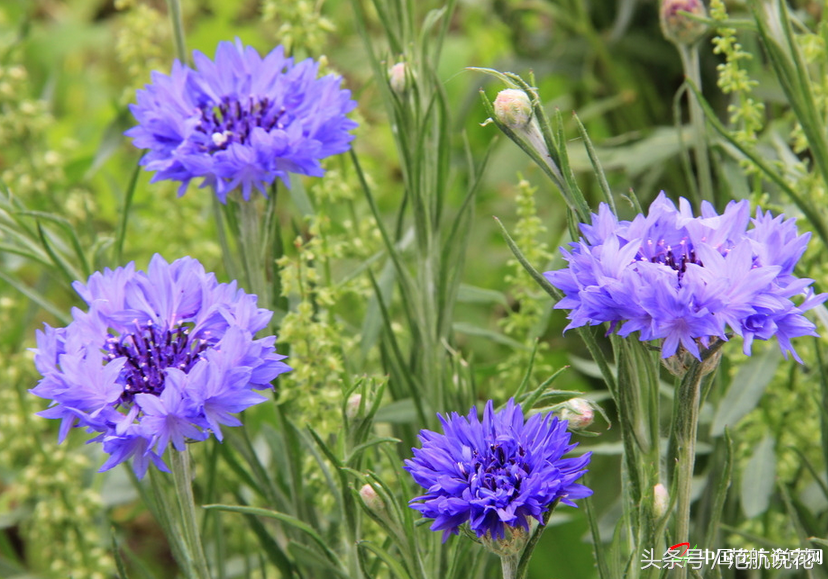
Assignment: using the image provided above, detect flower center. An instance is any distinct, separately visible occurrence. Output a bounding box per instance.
[104,321,209,403]
[469,443,529,494]
[195,96,286,153]
[636,237,702,281]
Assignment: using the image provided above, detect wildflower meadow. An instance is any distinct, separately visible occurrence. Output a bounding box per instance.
[1,0,828,578]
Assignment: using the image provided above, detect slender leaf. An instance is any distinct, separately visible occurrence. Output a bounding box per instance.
[740,435,776,518]
[710,348,781,436]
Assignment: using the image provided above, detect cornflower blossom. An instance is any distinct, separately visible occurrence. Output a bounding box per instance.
[545,192,826,361]
[404,399,592,542]
[31,255,291,477]
[126,40,357,202]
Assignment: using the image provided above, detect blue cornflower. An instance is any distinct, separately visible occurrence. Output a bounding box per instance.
[31,255,291,477]
[126,40,357,202]
[404,399,592,542]
[545,192,826,361]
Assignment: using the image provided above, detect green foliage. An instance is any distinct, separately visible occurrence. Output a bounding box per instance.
[1,0,828,578]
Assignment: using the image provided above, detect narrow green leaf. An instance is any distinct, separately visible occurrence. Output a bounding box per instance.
[704,430,734,546]
[452,321,530,351]
[0,270,70,324]
[572,112,615,214]
[346,437,400,466]
[360,258,396,362]
[518,367,569,410]
[740,434,776,518]
[815,337,828,493]
[351,149,418,333]
[513,340,540,399]
[374,398,420,424]
[21,211,89,278]
[456,284,507,306]
[287,176,314,217]
[35,222,83,284]
[232,496,296,579]
[366,268,426,423]
[710,347,781,436]
[288,542,349,578]
[583,478,611,579]
[115,159,141,264]
[204,505,341,568]
[494,217,618,394]
[357,541,414,579]
[111,532,131,579]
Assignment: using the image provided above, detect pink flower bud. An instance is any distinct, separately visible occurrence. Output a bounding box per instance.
[346,394,363,420]
[359,483,385,512]
[493,89,532,130]
[660,0,708,45]
[654,483,670,518]
[560,398,595,430]
[388,62,411,95]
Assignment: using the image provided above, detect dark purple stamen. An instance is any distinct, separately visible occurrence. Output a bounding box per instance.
[194,96,286,152]
[104,322,209,404]
[635,237,704,283]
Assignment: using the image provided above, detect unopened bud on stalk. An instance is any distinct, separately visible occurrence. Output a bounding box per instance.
[388,62,411,95]
[660,0,709,46]
[493,89,533,129]
[560,398,595,430]
[487,88,563,184]
[359,483,385,512]
[346,393,363,420]
[654,483,670,518]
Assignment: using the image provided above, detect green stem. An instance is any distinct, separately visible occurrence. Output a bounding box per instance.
[171,447,212,579]
[166,0,188,63]
[679,44,714,205]
[236,196,270,308]
[672,359,709,579]
[500,554,520,579]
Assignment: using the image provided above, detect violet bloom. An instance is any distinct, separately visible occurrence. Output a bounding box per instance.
[404,399,591,542]
[31,255,291,477]
[126,40,357,202]
[545,193,826,361]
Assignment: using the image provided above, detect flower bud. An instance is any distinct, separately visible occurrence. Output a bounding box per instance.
[359,483,385,512]
[560,398,595,430]
[493,89,532,130]
[487,88,563,184]
[654,483,670,518]
[388,62,411,95]
[346,393,363,420]
[660,0,709,46]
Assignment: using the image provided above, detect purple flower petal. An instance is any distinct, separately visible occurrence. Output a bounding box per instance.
[404,399,592,542]
[126,40,357,201]
[545,193,825,360]
[31,255,291,477]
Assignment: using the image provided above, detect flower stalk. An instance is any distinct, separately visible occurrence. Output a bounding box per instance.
[670,345,721,579]
[165,0,188,63]
[500,553,520,579]
[236,195,271,308]
[170,447,211,579]
[678,43,714,204]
